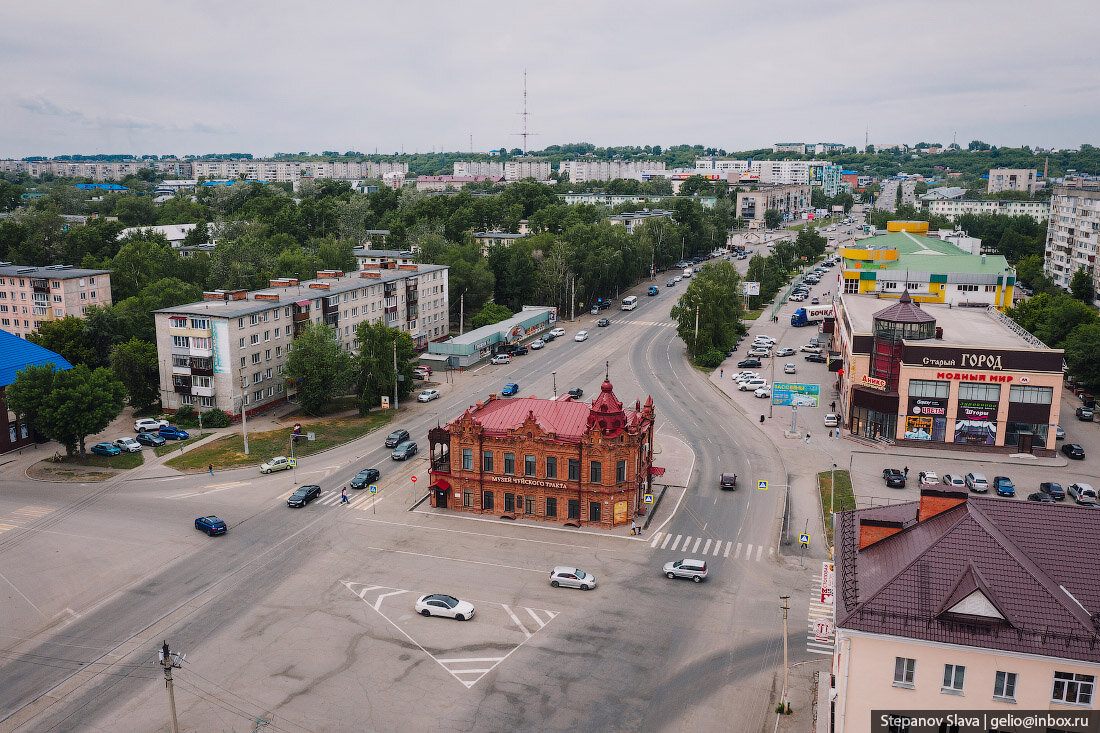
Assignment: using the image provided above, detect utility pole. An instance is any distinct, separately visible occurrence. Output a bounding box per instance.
[160,640,182,733]
[570,276,575,321]
[693,305,699,356]
[239,369,249,456]
[552,371,557,397]
[392,338,399,411]
[779,596,791,715]
[831,462,837,515]
[459,292,464,335]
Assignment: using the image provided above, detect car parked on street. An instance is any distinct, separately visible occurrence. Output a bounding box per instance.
[882,468,905,488]
[287,484,321,507]
[195,515,227,536]
[574,330,589,342]
[824,413,839,427]
[1056,425,1066,439]
[992,476,1015,497]
[965,472,989,493]
[784,363,796,374]
[136,432,166,447]
[800,345,823,354]
[739,378,768,392]
[417,389,440,402]
[748,347,771,358]
[385,429,410,448]
[530,339,545,350]
[391,440,418,460]
[663,558,708,583]
[549,567,596,590]
[114,437,142,453]
[918,470,939,486]
[1076,407,1094,421]
[415,593,475,620]
[350,468,381,489]
[1069,482,1098,506]
[490,354,512,365]
[1063,443,1086,460]
[549,327,566,337]
[1039,481,1066,500]
[159,426,190,441]
[1028,491,1056,503]
[134,418,169,432]
[91,442,121,456]
[754,386,771,398]
[737,358,762,369]
[804,354,827,363]
[942,474,966,489]
[260,456,291,473]
[776,347,796,357]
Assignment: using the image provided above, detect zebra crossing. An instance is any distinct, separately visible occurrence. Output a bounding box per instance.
[647,531,773,562]
[279,488,384,511]
[0,505,53,534]
[807,563,836,656]
[611,319,675,328]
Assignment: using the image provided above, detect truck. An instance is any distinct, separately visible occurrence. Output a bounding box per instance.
[791,306,833,327]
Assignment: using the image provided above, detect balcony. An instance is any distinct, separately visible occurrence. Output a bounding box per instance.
[173,384,192,395]
[189,344,213,357]
[192,385,215,398]
[171,364,192,376]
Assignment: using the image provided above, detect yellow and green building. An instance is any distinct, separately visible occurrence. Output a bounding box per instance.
[840,223,1015,310]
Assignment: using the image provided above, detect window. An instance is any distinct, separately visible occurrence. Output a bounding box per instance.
[276,346,281,357]
[1009,385,1053,404]
[525,496,535,514]
[265,349,271,360]
[253,389,264,402]
[172,335,190,348]
[616,460,626,482]
[250,314,259,325]
[79,292,87,300]
[894,657,916,687]
[994,671,1017,701]
[545,497,557,517]
[483,451,494,472]
[191,318,209,330]
[590,461,602,484]
[251,334,259,345]
[1052,672,1094,705]
[200,396,215,408]
[264,330,270,342]
[546,456,557,478]
[252,353,261,364]
[462,491,472,507]
[239,337,246,348]
[169,317,187,329]
[180,394,194,405]
[524,454,536,476]
[461,448,472,470]
[482,491,494,511]
[568,458,580,481]
[958,382,1000,402]
[240,357,246,367]
[908,379,950,399]
[504,453,515,474]
[942,664,965,693]
[253,372,262,384]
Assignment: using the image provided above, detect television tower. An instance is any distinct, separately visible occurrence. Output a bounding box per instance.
[514,70,538,154]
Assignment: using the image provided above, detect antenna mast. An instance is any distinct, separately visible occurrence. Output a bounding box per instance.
[514,69,538,154]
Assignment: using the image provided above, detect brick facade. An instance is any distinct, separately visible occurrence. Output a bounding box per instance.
[428,380,656,528]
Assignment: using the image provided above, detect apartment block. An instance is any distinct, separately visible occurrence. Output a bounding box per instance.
[557,160,664,183]
[926,198,1051,222]
[771,143,807,154]
[0,159,192,180]
[734,184,810,221]
[503,159,551,181]
[190,159,408,183]
[987,167,1039,195]
[0,264,112,339]
[154,264,449,417]
[453,161,505,178]
[1044,185,1100,293]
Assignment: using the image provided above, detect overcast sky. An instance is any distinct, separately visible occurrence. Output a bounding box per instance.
[2,1,1097,158]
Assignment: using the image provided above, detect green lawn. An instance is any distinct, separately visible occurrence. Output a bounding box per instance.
[165,412,393,471]
[818,469,854,547]
[154,436,204,457]
[742,309,764,321]
[68,451,144,470]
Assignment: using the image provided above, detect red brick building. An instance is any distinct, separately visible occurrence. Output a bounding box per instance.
[427,380,657,528]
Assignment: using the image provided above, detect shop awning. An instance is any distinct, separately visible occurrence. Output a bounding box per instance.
[430,477,451,491]
[649,466,666,476]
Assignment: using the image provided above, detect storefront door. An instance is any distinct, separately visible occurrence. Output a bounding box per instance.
[589,502,601,522]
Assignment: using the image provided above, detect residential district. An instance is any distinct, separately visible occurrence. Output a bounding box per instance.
[0,142,1099,732]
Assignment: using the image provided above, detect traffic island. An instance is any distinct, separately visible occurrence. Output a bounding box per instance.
[26,451,144,482]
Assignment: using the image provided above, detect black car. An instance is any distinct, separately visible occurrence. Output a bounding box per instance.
[804,354,828,363]
[1063,443,1086,460]
[136,432,166,447]
[392,440,418,460]
[737,358,762,369]
[666,279,676,287]
[882,468,905,488]
[512,345,529,356]
[1039,481,1066,500]
[1076,407,1094,421]
[195,515,227,536]
[542,332,556,342]
[350,468,381,489]
[1027,492,1056,503]
[597,318,610,327]
[287,485,322,507]
[567,387,583,399]
[597,300,612,311]
[385,429,410,448]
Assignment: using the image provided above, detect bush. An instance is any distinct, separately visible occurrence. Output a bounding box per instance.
[201,408,231,428]
[695,347,726,369]
[173,404,197,427]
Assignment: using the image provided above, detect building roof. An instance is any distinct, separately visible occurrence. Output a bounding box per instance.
[872,290,935,324]
[839,295,1040,349]
[352,248,415,259]
[837,495,1100,662]
[0,329,73,387]
[0,264,110,280]
[843,232,1012,276]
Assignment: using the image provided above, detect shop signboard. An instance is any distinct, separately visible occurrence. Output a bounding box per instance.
[954,399,999,445]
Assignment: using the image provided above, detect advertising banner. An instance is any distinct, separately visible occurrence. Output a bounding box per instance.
[614,501,628,524]
[211,320,230,374]
[743,282,761,296]
[772,383,820,407]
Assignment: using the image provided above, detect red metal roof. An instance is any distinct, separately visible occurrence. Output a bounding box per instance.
[464,394,643,440]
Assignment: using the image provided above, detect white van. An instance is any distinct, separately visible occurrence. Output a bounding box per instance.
[683,268,693,278]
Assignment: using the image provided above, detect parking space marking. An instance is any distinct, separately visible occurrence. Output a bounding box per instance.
[502,605,531,638]
[661,534,673,549]
[702,538,712,555]
[691,537,702,553]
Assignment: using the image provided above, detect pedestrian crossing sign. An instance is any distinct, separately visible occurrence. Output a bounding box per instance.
[643,494,654,504]
[288,458,297,468]
[757,480,768,491]
[800,533,810,545]
[369,485,378,494]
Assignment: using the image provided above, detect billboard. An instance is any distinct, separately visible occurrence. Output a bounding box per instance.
[211,320,230,374]
[772,383,820,407]
[742,282,760,296]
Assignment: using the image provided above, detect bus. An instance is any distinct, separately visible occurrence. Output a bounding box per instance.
[621,295,638,311]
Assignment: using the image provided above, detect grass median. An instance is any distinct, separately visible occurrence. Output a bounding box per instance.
[165,413,393,472]
[74,451,145,470]
[154,436,203,457]
[818,469,854,547]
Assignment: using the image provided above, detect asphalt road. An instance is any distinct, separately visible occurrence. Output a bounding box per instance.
[0,271,818,733]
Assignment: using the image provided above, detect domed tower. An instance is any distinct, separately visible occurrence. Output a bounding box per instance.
[587,379,627,435]
[870,289,936,392]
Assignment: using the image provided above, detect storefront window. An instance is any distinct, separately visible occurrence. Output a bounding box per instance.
[1005,422,1049,446]
[955,384,1000,445]
[851,405,897,441]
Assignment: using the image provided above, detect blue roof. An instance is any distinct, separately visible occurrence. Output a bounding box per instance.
[75,183,129,190]
[0,329,73,387]
[201,179,268,186]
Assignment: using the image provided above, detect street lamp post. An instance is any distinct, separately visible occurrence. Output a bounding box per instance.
[831,463,837,515]
[552,371,557,397]
[238,368,250,456]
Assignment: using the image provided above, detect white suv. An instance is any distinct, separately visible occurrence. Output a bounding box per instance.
[134,418,168,432]
[663,558,708,582]
[740,378,768,392]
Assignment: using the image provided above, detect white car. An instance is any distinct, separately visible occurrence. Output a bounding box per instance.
[740,378,768,392]
[800,345,823,354]
[417,389,440,403]
[747,348,771,358]
[789,294,806,302]
[490,354,511,364]
[754,386,772,398]
[918,470,939,486]
[824,413,839,427]
[942,474,966,490]
[260,456,292,474]
[414,593,475,621]
[754,335,775,343]
[574,331,589,342]
[673,276,682,282]
[734,371,760,383]
[134,418,168,433]
[549,327,566,337]
[530,339,545,350]
[549,566,596,590]
[114,437,142,453]
[784,363,796,374]
[776,347,796,356]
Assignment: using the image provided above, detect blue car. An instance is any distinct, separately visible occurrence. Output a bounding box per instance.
[993,476,1015,497]
[90,442,121,456]
[195,515,227,536]
[647,286,659,296]
[501,382,519,397]
[159,426,190,441]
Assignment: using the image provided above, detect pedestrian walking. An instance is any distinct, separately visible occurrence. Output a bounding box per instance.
[760,414,765,424]
[831,401,836,411]
[341,488,350,504]
[719,368,723,379]
[904,466,909,479]
[208,464,214,476]
[804,432,811,444]
[630,520,638,536]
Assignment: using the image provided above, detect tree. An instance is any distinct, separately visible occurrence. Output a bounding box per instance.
[1070,267,1093,303]
[109,236,180,300]
[6,364,126,456]
[470,302,513,329]
[764,209,782,230]
[29,316,96,367]
[669,260,744,360]
[353,322,417,415]
[110,338,160,409]
[283,322,354,415]
[1065,323,1100,390]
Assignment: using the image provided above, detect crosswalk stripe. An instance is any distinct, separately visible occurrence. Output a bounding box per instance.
[671,534,682,551]
[661,534,672,549]
[691,537,702,553]
[735,542,743,559]
[650,532,662,548]
[724,541,732,557]
[756,545,763,561]
[702,538,712,555]
[712,541,721,556]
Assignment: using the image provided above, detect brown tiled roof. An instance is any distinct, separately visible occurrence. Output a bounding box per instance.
[872,289,936,324]
[837,497,1100,661]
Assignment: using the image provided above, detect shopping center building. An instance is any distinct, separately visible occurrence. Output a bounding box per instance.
[831,291,1064,452]
[426,379,657,528]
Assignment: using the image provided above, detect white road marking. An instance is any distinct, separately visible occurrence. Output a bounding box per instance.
[691,537,702,553]
[169,482,248,499]
[671,534,682,551]
[661,533,672,549]
[756,545,763,561]
[525,607,548,628]
[712,541,722,556]
[502,605,531,638]
[357,546,547,574]
[649,532,662,548]
[155,476,188,482]
[702,538,712,555]
[724,541,732,557]
[735,542,743,559]
[372,590,407,611]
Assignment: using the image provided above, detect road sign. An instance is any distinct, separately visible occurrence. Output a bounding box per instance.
[772,382,821,407]
[411,475,418,483]
[307,432,315,441]
[288,458,297,468]
[757,479,768,491]
[643,494,654,504]
[800,532,810,545]
[369,485,378,494]
[813,619,834,643]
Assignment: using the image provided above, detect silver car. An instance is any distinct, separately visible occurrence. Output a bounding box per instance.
[663,558,708,582]
[549,566,596,590]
